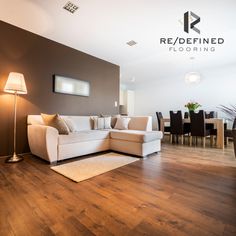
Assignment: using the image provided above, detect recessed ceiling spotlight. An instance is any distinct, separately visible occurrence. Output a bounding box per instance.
[63,1,79,14]
[126,40,137,46]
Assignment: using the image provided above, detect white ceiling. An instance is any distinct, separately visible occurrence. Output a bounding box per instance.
[0,0,236,85]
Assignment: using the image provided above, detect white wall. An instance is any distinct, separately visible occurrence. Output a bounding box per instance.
[119,88,135,116]
[133,64,236,129]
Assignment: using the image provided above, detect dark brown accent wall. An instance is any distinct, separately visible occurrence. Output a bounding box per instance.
[0,21,120,156]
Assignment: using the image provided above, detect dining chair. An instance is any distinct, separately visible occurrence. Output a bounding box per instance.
[184,112,189,119]
[205,111,218,119]
[156,112,170,132]
[224,118,236,145]
[169,111,190,144]
[189,110,212,147]
[205,111,218,145]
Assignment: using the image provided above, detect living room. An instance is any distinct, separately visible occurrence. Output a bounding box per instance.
[0,1,236,236]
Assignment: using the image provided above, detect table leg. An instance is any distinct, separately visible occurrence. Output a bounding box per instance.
[159,119,165,142]
[160,119,164,133]
[216,120,224,149]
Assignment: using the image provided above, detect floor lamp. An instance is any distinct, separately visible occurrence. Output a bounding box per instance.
[4,72,27,163]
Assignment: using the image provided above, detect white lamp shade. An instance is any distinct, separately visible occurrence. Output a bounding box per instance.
[185,72,201,85]
[4,72,27,94]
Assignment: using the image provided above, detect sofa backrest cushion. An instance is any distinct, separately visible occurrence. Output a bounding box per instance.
[128,116,152,131]
[64,116,94,131]
[28,115,94,131]
[28,115,152,131]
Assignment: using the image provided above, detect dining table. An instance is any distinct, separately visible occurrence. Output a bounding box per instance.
[160,118,225,149]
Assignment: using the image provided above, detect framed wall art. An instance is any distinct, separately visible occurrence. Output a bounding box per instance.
[53,75,90,97]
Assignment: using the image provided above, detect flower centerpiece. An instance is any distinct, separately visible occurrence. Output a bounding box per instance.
[185,101,201,112]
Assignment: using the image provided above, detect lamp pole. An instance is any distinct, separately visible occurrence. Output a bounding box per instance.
[6,92,23,163]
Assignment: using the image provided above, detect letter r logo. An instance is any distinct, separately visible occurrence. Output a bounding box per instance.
[184,11,200,34]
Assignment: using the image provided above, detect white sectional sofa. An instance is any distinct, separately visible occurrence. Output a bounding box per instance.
[27,115,163,163]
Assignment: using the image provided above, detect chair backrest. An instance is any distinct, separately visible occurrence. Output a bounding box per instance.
[156,112,163,131]
[190,110,206,136]
[233,118,236,129]
[184,112,189,119]
[170,111,183,135]
[205,111,218,119]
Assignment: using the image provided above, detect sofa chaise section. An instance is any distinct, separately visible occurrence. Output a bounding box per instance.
[110,130,162,157]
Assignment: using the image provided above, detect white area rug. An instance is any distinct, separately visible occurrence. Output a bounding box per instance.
[51,152,138,182]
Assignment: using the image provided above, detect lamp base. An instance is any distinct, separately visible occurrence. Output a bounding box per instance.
[5,153,23,163]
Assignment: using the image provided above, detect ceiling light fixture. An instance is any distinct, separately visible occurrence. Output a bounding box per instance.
[126,40,137,46]
[185,72,201,84]
[63,1,79,14]
[185,57,201,85]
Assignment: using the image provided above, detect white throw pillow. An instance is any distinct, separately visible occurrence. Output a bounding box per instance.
[100,114,121,128]
[97,117,105,129]
[92,117,111,130]
[63,118,77,132]
[114,117,131,130]
[104,117,112,129]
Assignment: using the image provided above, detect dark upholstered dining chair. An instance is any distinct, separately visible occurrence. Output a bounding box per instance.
[189,110,212,147]
[224,118,236,145]
[184,112,189,119]
[156,112,170,132]
[205,111,218,119]
[205,111,217,130]
[169,111,190,144]
[205,111,218,142]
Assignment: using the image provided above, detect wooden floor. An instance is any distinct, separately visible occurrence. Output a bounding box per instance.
[0,143,236,236]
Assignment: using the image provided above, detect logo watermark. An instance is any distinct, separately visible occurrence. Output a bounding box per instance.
[184,11,200,34]
[159,11,224,53]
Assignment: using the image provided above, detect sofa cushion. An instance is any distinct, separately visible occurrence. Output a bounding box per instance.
[101,114,121,128]
[41,113,70,135]
[59,130,110,145]
[63,117,77,132]
[110,130,163,143]
[128,116,152,131]
[114,117,131,130]
[92,117,112,129]
[63,116,94,131]
[111,115,121,128]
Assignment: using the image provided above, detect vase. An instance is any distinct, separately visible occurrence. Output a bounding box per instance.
[188,109,196,113]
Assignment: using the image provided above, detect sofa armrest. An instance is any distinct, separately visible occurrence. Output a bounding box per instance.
[27,125,59,163]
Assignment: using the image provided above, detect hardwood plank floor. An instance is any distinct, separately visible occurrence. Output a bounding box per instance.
[0,143,236,236]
